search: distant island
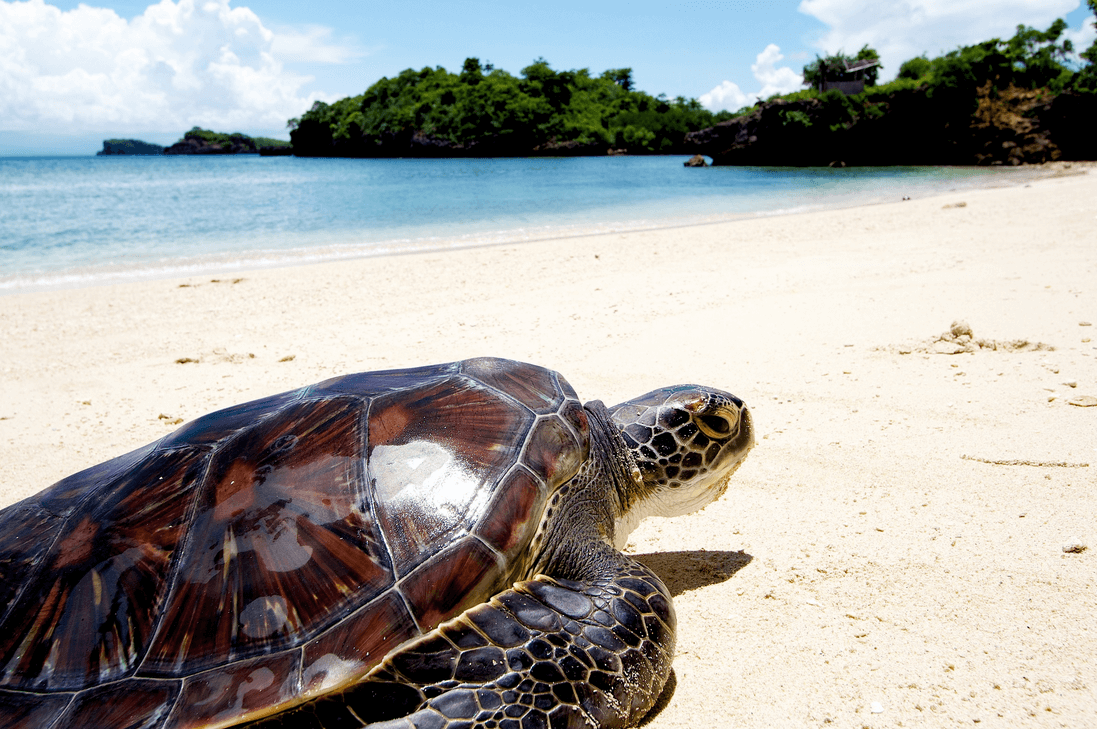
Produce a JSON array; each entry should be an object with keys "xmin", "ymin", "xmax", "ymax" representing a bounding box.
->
[
  {"xmin": 98, "ymin": 139, "xmax": 165, "ymax": 155},
  {"xmin": 98, "ymin": 128, "xmax": 292, "ymax": 156}
]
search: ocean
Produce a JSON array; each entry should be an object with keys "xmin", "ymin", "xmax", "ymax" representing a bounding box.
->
[{"xmin": 0, "ymin": 155, "xmax": 1032, "ymax": 294}]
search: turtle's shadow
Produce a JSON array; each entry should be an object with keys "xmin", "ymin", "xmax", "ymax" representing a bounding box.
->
[
  {"xmin": 631, "ymin": 549, "xmax": 753, "ymax": 597},
  {"xmin": 629, "ymin": 549, "xmax": 753, "ymax": 726}
]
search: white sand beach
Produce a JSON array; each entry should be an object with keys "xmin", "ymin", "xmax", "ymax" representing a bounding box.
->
[{"xmin": 1, "ymin": 166, "xmax": 1095, "ymax": 727}]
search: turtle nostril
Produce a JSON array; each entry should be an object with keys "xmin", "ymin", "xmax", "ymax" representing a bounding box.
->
[{"xmin": 697, "ymin": 413, "xmax": 733, "ymax": 438}]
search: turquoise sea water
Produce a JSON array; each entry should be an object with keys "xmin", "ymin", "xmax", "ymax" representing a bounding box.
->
[{"xmin": 0, "ymin": 155, "xmax": 1030, "ymax": 293}]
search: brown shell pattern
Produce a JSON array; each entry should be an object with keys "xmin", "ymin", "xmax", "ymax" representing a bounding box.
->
[{"xmin": 0, "ymin": 358, "xmax": 590, "ymax": 728}]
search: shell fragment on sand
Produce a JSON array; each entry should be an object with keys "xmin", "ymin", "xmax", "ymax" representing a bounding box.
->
[
  {"xmin": 1063, "ymin": 539, "xmax": 1087, "ymax": 554},
  {"xmin": 898, "ymin": 320, "xmax": 1054, "ymax": 355}
]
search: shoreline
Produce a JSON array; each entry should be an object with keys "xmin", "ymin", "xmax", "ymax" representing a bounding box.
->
[
  {"xmin": 2, "ymin": 167, "xmax": 1095, "ymax": 727},
  {"xmin": 0, "ymin": 162, "xmax": 1070, "ymax": 297}
]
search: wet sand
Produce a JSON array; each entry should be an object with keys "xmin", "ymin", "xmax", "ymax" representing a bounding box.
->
[{"xmin": 1, "ymin": 166, "xmax": 1095, "ymax": 727}]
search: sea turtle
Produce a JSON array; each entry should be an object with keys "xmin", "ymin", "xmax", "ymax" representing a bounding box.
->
[{"xmin": 0, "ymin": 357, "xmax": 753, "ymax": 729}]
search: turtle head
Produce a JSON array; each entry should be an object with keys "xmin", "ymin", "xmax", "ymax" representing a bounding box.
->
[{"xmin": 606, "ymin": 385, "xmax": 753, "ymax": 543}]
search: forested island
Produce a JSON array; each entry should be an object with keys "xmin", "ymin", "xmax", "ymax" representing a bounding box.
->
[
  {"xmin": 98, "ymin": 139, "xmax": 165, "ymax": 155},
  {"xmin": 98, "ymin": 128, "xmax": 291, "ymax": 156},
  {"xmin": 288, "ymin": 59, "xmax": 731, "ymax": 157}
]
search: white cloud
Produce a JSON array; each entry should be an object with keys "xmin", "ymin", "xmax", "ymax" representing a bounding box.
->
[
  {"xmin": 752, "ymin": 44, "xmax": 806, "ymax": 98},
  {"xmin": 701, "ymin": 44, "xmax": 804, "ymax": 112},
  {"xmin": 700, "ymin": 80, "xmax": 751, "ymax": 112},
  {"xmin": 797, "ymin": 0, "xmax": 1083, "ymax": 81},
  {"xmin": 0, "ymin": 0, "xmax": 348, "ymax": 135},
  {"xmin": 271, "ymin": 24, "xmax": 368, "ymax": 64},
  {"xmin": 1064, "ymin": 15, "xmax": 1096, "ymax": 66}
]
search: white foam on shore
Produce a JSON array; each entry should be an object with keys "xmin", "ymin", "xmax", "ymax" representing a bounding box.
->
[{"xmin": 0, "ymin": 214, "xmax": 730, "ymax": 294}]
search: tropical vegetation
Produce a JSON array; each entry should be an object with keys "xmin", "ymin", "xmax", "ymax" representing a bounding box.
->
[
  {"xmin": 175, "ymin": 127, "xmax": 291, "ymax": 150},
  {"xmin": 690, "ymin": 8, "xmax": 1097, "ymax": 165},
  {"xmin": 288, "ymin": 59, "xmax": 734, "ymax": 156}
]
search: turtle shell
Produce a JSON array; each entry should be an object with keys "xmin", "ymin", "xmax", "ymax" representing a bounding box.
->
[{"xmin": 0, "ymin": 358, "xmax": 590, "ymax": 729}]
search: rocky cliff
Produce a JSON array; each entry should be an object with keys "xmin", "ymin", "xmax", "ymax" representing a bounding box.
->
[{"xmin": 685, "ymin": 86, "xmax": 1097, "ymax": 166}]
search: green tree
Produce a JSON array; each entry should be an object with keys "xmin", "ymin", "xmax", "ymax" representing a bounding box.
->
[
  {"xmin": 600, "ymin": 68, "xmax": 634, "ymax": 91},
  {"xmin": 897, "ymin": 55, "xmax": 932, "ymax": 80},
  {"xmin": 1001, "ymin": 19, "xmax": 1075, "ymax": 90},
  {"xmin": 1074, "ymin": 0, "xmax": 1097, "ymax": 91},
  {"xmin": 459, "ymin": 57, "xmax": 484, "ymax": 85},
  {"xmin": 917, "ymin": 18, "xmax": 1077, "ymax": 95}
]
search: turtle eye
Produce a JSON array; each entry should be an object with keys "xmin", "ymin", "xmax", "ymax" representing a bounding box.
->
[
  {"xmin": 697, "ymin": 413, "xmax": 734, "ymax": 439},
  {"xmin": 680, "ymin": 394, "xmax": 707, "ymax": 413}
]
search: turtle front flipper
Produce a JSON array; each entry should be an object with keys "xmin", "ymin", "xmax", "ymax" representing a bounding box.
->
[
  {"xmin": 246, "ymin": 557, "xmax": 675, "ymax": 729},
  {"xmin": 384, "ymin": 559, "xmax": 675, "ymax": 729}
]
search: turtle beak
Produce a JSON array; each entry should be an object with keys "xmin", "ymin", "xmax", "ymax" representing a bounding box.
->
[{"xmin": 720, "ymin": 405, "xmax": 754, "ymax": 469}]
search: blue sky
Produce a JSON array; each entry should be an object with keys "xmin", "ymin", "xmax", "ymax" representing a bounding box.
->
[{"xmin": 1, "ymin": 0, "xmax": 1094, "ymax": 155}]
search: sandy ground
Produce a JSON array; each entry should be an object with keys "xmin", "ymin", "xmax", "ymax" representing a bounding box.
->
[{"xmin": 2, "ymin": 166, "xmax": 1095, "ymax": 728}]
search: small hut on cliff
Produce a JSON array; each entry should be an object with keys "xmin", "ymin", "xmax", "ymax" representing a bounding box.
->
[{"xmin": 809, "ymin": 57, "xmax": 881, "ymax": 96}]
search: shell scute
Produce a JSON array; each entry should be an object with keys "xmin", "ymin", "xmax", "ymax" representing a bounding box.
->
[
  {"xmin": 398, "ymin": 538, "xmax": 502, "ymax": 633},
  {"xmin": 164, "ymin": 651, "xmax": 300, "ymax": 729},
  {"xmin": 367, "ymin": 375, "xmax": 534, "ymax": 576},
  {"xmin": 58, "ymin": 678, "xmax": 180, "ymax": 729},
  {"xmin": 520, "ymin": 415, "xmax": 587, "ymax": 491},
  {"xmin": 0, "ymin": 505, "xmax": 65, "ymax": 626},
  {"xmin": 461, "ymin": 358, "xmax": 564, "ymax": 414},
  {"xmin": 473, "ymin": 468, "xmax": 544, "ymax": 561},
  {"xmin": 36, "ymin": 441, "xmax": 159, "ymax": 517},
  {"xmin": 307, "ymin": 362, "xmax": 460, "ymax": 400},
  {"xmin": 142, "ymin": 396, "xmax": 390, "ymax": 677},
  {"xmin": 0, "ymin": 447, "xmax": 207, "ymax": 691},
  {"xmin": 157, "ymin": 390, "xmax": 304, "ymax": 451},
  {"xmin": 0, "ymin": 688, "xmax": 72, "ymax": 729},
  {"xmin": 301, "ymin": 591, "xmax": 419, "ymax": 695}
]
